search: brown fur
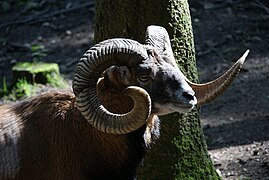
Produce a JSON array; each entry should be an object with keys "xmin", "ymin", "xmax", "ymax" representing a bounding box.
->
[{"xmin": 0, "ymin": 88, "xmax": 158, "ymax": 179}]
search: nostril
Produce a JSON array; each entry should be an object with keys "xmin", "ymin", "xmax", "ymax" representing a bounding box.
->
[{"xmin": 182, "ymin": 91, "xmax": 194, "ymax": 101}]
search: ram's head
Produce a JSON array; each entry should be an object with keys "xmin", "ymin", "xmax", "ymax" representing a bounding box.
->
[{"xmin": 73, "ymin": 25, "xmax": 249, "ymax": 134}]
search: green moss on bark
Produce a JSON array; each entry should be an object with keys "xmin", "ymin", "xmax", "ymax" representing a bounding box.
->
[
  {"xmin": 168, "ymin": 0, "xmax": 197, "ymax": 81},
  {"xmin": 166, "ymin": 1, "xmax": 220, "ymax": 179},
  {"xmin": 172, "ymin": 111, "xmax": 220, "ymax": 179}
]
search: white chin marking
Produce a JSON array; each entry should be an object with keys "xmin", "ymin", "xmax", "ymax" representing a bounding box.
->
[{"xmin": 168, "ymin": 103, "xmax": 194, "ymax": 113}]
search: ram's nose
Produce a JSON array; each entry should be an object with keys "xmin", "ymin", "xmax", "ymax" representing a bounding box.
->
[{"xmin": 182, "ymin": 90, "xmax": 197, "ymax": 106}]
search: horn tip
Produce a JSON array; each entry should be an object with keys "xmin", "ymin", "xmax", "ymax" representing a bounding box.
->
[{"xmin": 238, "ymin": 49, "xmax": 250, "ymax": 65}]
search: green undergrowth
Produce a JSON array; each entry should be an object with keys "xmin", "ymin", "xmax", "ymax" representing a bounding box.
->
[
  {"xmin": 0, "ymin": 62, "xmax": 68, "ymax": 101},
  {"xmin": 12, "ymin": 62, "xmax": 67, "ymax": 88},
  {"xmin": 8, "ymin": 78, "xmax": 38, "ymax": 100}
]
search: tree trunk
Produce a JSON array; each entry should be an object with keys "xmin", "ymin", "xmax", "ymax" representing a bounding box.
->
[{"xmin": 95, "ymin": 0, "xmax": 220, "ymax": 179}]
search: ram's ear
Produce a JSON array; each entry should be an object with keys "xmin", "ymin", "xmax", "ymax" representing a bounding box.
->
[
  {"xmin": 96, "ymin": 72, "xmax": 135, "ymax": 115},
  {"xmin": 118, "ymin": 66, "xmax": 132, "ymax": 85},
  {"xmin": 99, "ymin": 66, "xmax": 132, "ymax": 91}
]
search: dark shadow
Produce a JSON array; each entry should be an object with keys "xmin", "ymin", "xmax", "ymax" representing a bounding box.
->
[
  {"xmin": 203, "ymin": 116, "xmax": 269, "ymax": 150},
  {"xmin": 200, "ymin": 73, "xmax": 269, "ymax": 150}
]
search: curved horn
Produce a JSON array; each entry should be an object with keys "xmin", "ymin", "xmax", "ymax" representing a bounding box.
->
[
  {"xmin": 73, "ymin": 39, "xmax": 151, "ymax": 134},
  {"xmin": 188, "ymin": 50, "xmax": 249, "ymax": 105},
  {"xmin": 145, "ymin": 25, "xmax": 249, "ymax": 105}
]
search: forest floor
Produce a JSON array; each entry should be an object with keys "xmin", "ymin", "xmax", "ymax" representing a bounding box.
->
[{"xmin": 0, "ymin": 0, "xmax": 269, "ymax": 179}]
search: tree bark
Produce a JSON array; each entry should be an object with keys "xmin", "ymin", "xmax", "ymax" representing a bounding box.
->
[{"xmin": 95, "ymin": 0, "xmax": 220, "ymax": 179}]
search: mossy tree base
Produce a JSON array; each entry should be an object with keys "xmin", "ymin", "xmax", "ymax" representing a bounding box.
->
[
  {"xmin": 1, "ymin": 62, "xmax": 68, "ymax": 100},
  {"xmin": 12, "ymin": 62, "xmax": 66, "ymax": 88}
]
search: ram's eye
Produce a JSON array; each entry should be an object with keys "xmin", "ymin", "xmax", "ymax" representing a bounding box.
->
[{"xmin": 139, "ymin": 74, "xmax": 150, "ymax": 82}]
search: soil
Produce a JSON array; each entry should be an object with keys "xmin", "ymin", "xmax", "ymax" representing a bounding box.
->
[{"xmin": 0, "ymin": 0, "xmax": 268, "ymax": 179}]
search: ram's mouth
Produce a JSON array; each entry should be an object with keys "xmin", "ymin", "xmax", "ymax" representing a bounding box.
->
[
  {"xmin": 162, "ymin": 97, "xmax": 197, "ymax": 108},
  {"xmin": 152, "ymin": 97, "xmax": 197, "ymax": 115},
  {"xmin": 170, "ymin": 97, "xmax": 197, "ymax": 106},
  {"xmin": 169, "ymin": 103, "xmax": 195, "ymax": 113}
]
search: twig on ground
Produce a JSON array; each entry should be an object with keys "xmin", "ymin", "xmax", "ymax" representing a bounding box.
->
[
  {"xmin": 254, "ymin": 0, "xmax": 269, "ymax": 14},
  {"xmin": 0, "ymin": 2, "xmax": 94, "ymax": 29}
]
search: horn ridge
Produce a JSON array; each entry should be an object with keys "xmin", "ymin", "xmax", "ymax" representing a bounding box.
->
[{"xmin": 73, "ymin": 38, "xmax": 152, "ymax": 134}]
